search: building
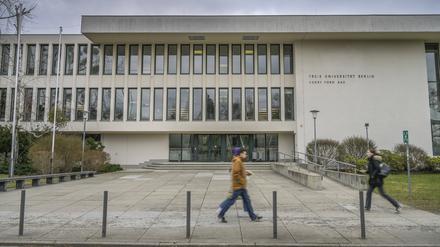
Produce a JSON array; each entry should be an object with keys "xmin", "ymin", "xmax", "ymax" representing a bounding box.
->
[{"xmin": 1, "ymin": 15, "xmax": 440, "ymax": 165}]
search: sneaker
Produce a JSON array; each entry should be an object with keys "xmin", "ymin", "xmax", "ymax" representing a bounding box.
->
[
  {"xmin": 218, "ymin": 215, "xmax": 227, "ymax": 223},
  {"xmin": 252, "ymin": 215, "xmax": 263, "ymax": 222},
  {"xmin": 365, "ymin": 207, "xmax": 370, "ymax": 212},
  {"xmin": 395, "ymin": 205, "xmax": 401, "ymax": 214},
  {"xmin": 216, "ymin": 207, "xmax": 222, "ymax": 215}
]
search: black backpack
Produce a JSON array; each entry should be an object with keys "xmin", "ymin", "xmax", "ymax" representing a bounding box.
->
[{"xmin": 378, "ymin": 163, "xmax": 391, "ymax": 177}]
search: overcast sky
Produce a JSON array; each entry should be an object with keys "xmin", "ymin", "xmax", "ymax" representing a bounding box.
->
[{"xmin": 2, "ymin": 0, "xmax": 440, "ymax": 34}]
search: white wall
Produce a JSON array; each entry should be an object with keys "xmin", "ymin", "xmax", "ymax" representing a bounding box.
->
[{"xmin": 279, "ymin": 133, "xmax": 295, "ymax": 156}]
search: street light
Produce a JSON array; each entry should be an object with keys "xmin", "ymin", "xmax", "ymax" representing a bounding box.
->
[
  {"xmin": 81, "ymin": 110, "xmax": 89, "ymax": 172},
  {"xmin": 310, "ymin": 110, "xmax": 319, "ymax": 163},
  {"xmin": 365, "ymin": 123, "xmax": 370, "ymax": 150}
]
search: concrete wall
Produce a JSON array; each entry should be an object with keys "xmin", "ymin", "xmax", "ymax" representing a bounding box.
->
[{"xmin": 278, "ymin": 132, "xmax": 295, "ymax": 156}]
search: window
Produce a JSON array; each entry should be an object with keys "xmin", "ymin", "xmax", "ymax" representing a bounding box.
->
[
  {"xmin": 49, "ymin": 88, "xmax": 59, "ymax": 111},
  {"xmin": 180, "ymin": 88, "xmax": 190, "ymax": 121},
  {"xmin": 258, "ymin": 88, "xmax": 268, "ymax": 120},
  {"xmin": 39, "ymin": 44, "xmax": 49, "ymax": 75},
  {"xmin": 26, "ymin": 44, "xmax": 36, "ymax": 75},
  {"xmin": 232, "ymin": 88, "xmax": 241, "ymax": 120},
  {"xmin": 206, "ymin": 44, "xmax": 216, "ymax": 74},
  {"xmin": 129, "ymin": 45, "xmax": 138, "ymax": 75},
  {"xmin": 219, "ymin": 44, "xmax": 228, "ymax": 74},
  {"xmin": 266, "ymin": 133, "xmax": 278, "ymax": 161},
  {"xmin": 284, "ymin": 87, "xmax": 294, "ymax": 120},
  {"xmin": 219, "ymin": 88, "xmax": 228, "ymax": 121},
  {"xmin": 180, "ymin": 44, "xmax": 190, "ymax": 74},
  {"xmin": 101, "ymin": 88, "xmax": 111, "ymax": 120},
  {"xmin": 116, "ymin": 45, "xmax": 125, "ymax": 75},
  {"xmin": 245, "ymin": 88, "xmax": 255, "ymax": 120},
  {"xmin": 77, "ymin": 44, "xmax": 87, "ymax": 75},
  {"xmin": 127, "ymin": 88, "xmax": 137, "ymax": 121},
  {"xmin": 63, "ymin": 88, "xmax": 72, "ymax": 120},
  {"xmin": 12, "ymin": 44, "xmax": 22, "ymax": 75},
  {"xmin": 154, "ymin": 88, "xmax": 163, "ymax": 120},
  {"xmin": 23, "ymin": 88, "xmax": 33, "ymax": 121},
  {"xmin": 0, "ymin": 88, "xmax": 7, "ymax": 121},
  {"xmin": 0, "ymin": 44, "xmax": 10, "ymax": 75},
  {"xmin": 142, "ymin": 45, "xmax": 151, "ymax": 75},
  {"xmin": 257, "ymin": 44, "xmax": 267, "ymax": 74},
  {"xmin": 103, "ymin": 45, "xmax": 113, "ymax": 75},
  {"xmin": 90, "ymin": 44, "xmax": 100, "ymax": 75},
  {"xmin": 64, "ymin": 44, "xmax": 74, "ymax": 75},
  {"xmin": 140, "ymin": 88, "xmax": 150, "ymax": 121},
  {"xmin": 271, "ymin": 88, "xmax": 281, "ymax": 120},
  {"xmin": 88, "ymin": 88, "xmax": 98, "ymax": 120},
  {"xmin": 426, "ymin": 44, "xmax": 439, "ymax": 82},
  {"xmin": 75, "ymin": 88, "xmax": 85, "ymax": 120},
  {"xmin": 155, "ymin": 45, "xmax": 164, "ymax": 74},
  {"xmin": 167, "ymin": 45, "xmax": 177, "ymax": 74},
  {"xmin": 167, "ymin": 88, "xmax": 177, "ymax": 120},
  {"xmin": 232, "ymin": 44, "xmax": 241, "ymax": 74},
  {"xmin": 270, "ymin": 44, "xmax": 280, "ymax": 74},
  {"xmin": 51, "ymin": 44, "xmax": 60, "ymax": 75},
  {"xmin": 193, "ymin": 44, "xmax": 203, "ymax": 74},
  {"xmin": 36, "ymin": 88, "xmax": 45, "ymax": 121},
  {"xmin": 283, "ymin": 44, "xmax": 293, "ymax": 74},
  {"xmin": 206, "ymin": 88, "xmax": 215, "ymax": 120},
  {"xmin": 9, "ymin": 88, "xmax": 15, "ymax": 121},
  {"xmin": 114, "ymin": 88, "xmax": 124, "ymax": 120},
  {"xmin": 244, "ymin": 44, "xmax": 254, "ymax": 74},
  {"xmin": 193, "ymin": 88, "xmax": 203, "ymax": 120}
]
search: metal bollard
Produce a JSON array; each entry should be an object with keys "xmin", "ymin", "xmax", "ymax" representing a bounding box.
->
[
  {"xmin": 19, "ymin": 190, "xmax": 26, "ymax": 236},
  {"xmin": 359, "ymin": 191, "xmax": 366, "ymax": 239},
  {"xmin": 102, "ymin": 191, "xmax": 108, "ymax": 238},
  {"xmin": 273, "ymin": 191, "xmax": 277, "ymax": 239},
  {"xmin": 186, "ymin": 191, "xmax": 191, "ymax": 239}
]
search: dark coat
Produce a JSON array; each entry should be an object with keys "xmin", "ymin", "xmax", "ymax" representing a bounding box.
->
[{"xmin": 367, "ymin": 155, "xmax": 384, "ymax": 186}]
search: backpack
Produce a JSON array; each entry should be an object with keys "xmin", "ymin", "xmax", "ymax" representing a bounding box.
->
[{"xmin": 378, "ymin": 162, "xmax": 391, "ymax": 177}]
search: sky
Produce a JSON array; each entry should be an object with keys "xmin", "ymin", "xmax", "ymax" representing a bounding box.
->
[{"xmin": 2, "ymin": 0, "xmax": 440, "ymax": 34}]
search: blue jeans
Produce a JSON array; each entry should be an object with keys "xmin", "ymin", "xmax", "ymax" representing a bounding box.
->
[
  {"xmin": 218, "ymin": 189, "xmax": 257, "ymax": 220},
  {"xmin": 219, "ymin": 193, "xmax": 249, "ymax": 212}
]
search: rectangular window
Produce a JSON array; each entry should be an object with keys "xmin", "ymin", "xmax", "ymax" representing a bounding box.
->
[
  {"xmin": 140, "ymin": 88, "xmax": 150, "ymax": 121},
  {"xmin": 0, "ymin": 44, "xmax": 10, "ymax": 75},
  {"xmin": 51, "ymin": 44, "xmax": 60, "ymax": 75},
  {"xmin": 49, "ymin": 88, "xmax": 59, "ymax": 111},
  {"xmin": 64, "ymin": 44, "xmax": 74, "ymax": 75},
  {"xmin": 75, "ymin": 88, "xmax": 85, "ymax": 120},
  {"xmin": 257, "ymin": 44, "xmax": 267, "ymax": 74},
  {"xmin": 0, "ymin": 88, "xmax": 7, "ymax": 121},
  {"xmin": 271, "ymin": 88, "xmax": 281, "ymax": 120},
  {"xmin": 101, "ymin": 88, "xmax": 111, "ymax": 121},
  {"xmin": 88, "ymin": 88, "xmax": 98, "ymax": 120},
  {"xmin": 426, "ymin": 44, "xmax": 439, "ymax": 82},
  {"xmin": 219, "ymin": 44, "xmax": 228, "ymax": 74},
  {"xmin": 180, "ymin": 44, "xmax": 190, "ymax": 74},
  {"xmin": 12, "ymin": 44, "xmax": 22, "ymax": 75},
  {"xmin": 206, "ymin": 44, "xmax": 216, "ymax": 74},
  {"xmin": 26, "ymin": 44, "xmax": 36, "ymax": 75},
  {"xmin": 270, "ymin": 44, "xmax": 280, "ymax": 74},
  {"xmin": 284, "ymin": 87, "xmax": 294, "ymax": 120},
  {"xmin": 193, "ymin": 88, "xmax": 203, "ymax": 120},
  {"xmin": 62, "ymin": 88, "xmax": 72, "ymax": 120},
  {"xmin": 206, "ymin": 88, "xmax": 215, "ymax": 120},
  {"xmin": 116, "ymin": 45, "xmax": 125, "ymax": 75},
  {"xmin": 245, "ymin": 88, "xmax": 255, "ymax": 120},
  {"xmin": 103, "ymin": 45, "xmax": 113, "ymax": 75},
  {"xmin": 90, "ymin": 44, "xmax": 100, "ymax": 75},
  {"xmin": 232, "ymin": 88, "xmax": 242, "ymax": 120},
  {"xmin": 244, "ymin": 44, "xmax": 254, "ymax": 74},
  {"xmin": 39, "ymin": 44, "xmax": 49, "ymax": 75},
  {"xmin": 114, "ymin": 88, "xmax": 124, "ymax": 120},
  {"xmin": 219, "ymin": 88, "xmax": 228, "ymax": 121},
  {"xmin": 127, "ymin": 88, "xmax": 137, "ymax": 121},
  {"xmin": 167, "ymin": 88, "xmax": 177, "ymax": 120},
  {"xmin": 180, "ymin": 88, "xmax": 190, "ymax": 121},
  {"xmin": 142, "ymin": 45, "xmax": 151, "ymax": 75},
  {"xmin": 167, "ymin": 44, "xmax": 177, "ymax": 74},
  {"xmin": 9, "ymin": 88, "xmax": 15, "ymax": 121},
  {"xmin": 36, "ymin": 88, "xmax": 45, "ymax": 121},
  {"xmin": 283, "ymin": 44, "xmax": 293, "ymax": 74},
  {"xmin": 193, "ymin": 44, "xmax": 203, "ymax": 74},
  {"xmin": 232, "ymin": 44, "xmax": 241, "ymax": 74},
  {"xmin": 129, "ymin": 45, "xmax": 138, "ymax": 75},
  {"xmin": 258, "ymin": 88, "xmax": 268, "ymax": 120},
  {"xmin": 77, "ymin": 44, "xmax": 87, "ymax": 75},
  {"xmin": 155, "ymin": 44, "xmax": 164, "ymax": 75},
  {"xmin": 154, "ymin": 88, "xmax": 163, "ymax": 120},
  {"xmin": 23, "ymin": 88, "xmax": 33, "ymax": 121}
]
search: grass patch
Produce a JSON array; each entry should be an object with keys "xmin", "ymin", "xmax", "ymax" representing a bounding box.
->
[{"xmin": 381, "ymin": 173, "xmax": 440, "ymax": 213}]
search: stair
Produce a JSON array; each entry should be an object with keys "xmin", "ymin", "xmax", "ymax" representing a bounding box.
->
[{"xmin": 140, "ymin": 161, "xmax": 272, "ymax": 170}]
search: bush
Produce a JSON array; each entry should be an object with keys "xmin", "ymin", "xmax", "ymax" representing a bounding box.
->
[
  {"xmin": 380, "ymin": 149, "xmax": 405, "ymax": 171},
  {"xmin": 84, "ymin": 150, "xmax": 110, "ymax": 171},
  {"xmin": 394, "ymin": 144, "xmax": 429, "ymax": 171},
  {"xmin": 0, "ymin": 162, "xmax": 8, "ymax": 174},
  {"xmin": 338, "ymin": 136, "xmax": 376, "ymax": 161},
  {"xmin": 99, "ymin": 163, "xmax": 123, "ymax": 173},
  {"xmin": 306, "ymin": 139, "xmax": 339, "ymax": 165},
  {"xmin": 86, "ymin": 137, "xmax": 105, "ymax": 151},
  {"xmin": 427, "ymin": 156, "xmax": 440, "ymax": 172}
]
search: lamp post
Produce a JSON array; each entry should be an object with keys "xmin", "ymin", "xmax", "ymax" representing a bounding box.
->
[
  {"xmin": 81, "ymin": 110, "xmax": 88, "ymax": 172},
  {"xmin": 365, "ymin": 123, "xmax": 370, "ymax": 150},
  {"xmin": 310, "ymin": 110, "xmax": 319, "ymax": 163}
]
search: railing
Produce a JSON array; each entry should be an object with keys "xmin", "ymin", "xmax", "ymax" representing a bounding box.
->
[{"xmin": 294, "ymin": 151, "xmax": 358, "ymax": 174}]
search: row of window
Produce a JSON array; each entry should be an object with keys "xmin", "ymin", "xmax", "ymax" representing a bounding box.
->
[
  {"xmin": 0, "ymin": 43, "xmax": 294, "ymax": 76},
  {"xmin": 0, "ymin": 87, "xmax": 295, "ymax": 122},
  {"xmin": 425, "ymin": 43, "xmax": 440, "ymax": 155}
]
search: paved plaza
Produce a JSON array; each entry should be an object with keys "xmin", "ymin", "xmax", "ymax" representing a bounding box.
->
[{"xmin": 0, "ymin": 169, "xmax": 439, "ymax": 246}]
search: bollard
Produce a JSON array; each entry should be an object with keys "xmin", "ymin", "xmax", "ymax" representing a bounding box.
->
[
  {"xmin": 19, "ymin": 190, "xmax": 26, "ymax": 236},
  {"xmin": 273, "ymin": 191, "xmax": 277, "ymax": 239},
  {"xmin": 102, "ymin": 191, "xmax": 108, "ymax": 238},
  {"xmin": 186, "ymin": 191, "xmax": 191, "ymax": 239},
  {"xmin": 359, "ymin": 191, "xmax": 366, "ymax": 239}
]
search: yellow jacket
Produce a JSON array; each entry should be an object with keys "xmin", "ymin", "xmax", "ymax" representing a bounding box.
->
[{"xmin": 231, "ymin": 156, "xmax": 247, "ymax": 191}]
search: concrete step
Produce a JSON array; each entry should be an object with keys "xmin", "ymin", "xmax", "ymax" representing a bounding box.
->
[{"xmin": 141, "ymin": 162, "xmax": 273, "ymax": 170}]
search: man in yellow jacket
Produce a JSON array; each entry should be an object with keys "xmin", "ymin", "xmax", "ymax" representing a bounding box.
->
[{"xmin": 217, "ymin": 147, "xmax": 262, "ymax": 223}]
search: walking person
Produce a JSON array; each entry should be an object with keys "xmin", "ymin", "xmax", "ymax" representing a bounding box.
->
[
  {"xmin": 365, "ymin": 148, "xmax": 401, "ymax": 213},
  {"xmin": 217, "ymin": 147, "xmax": 262, "ymax": 223}
]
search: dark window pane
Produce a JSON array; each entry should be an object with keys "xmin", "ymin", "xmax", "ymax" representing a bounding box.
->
[
  {"xmin": 114, "ymin": 88, "xmax": 124, "ymax": 120},
  {"xmin": 193, "ymin": 44, "xmax": 203, "ymax": 74},
  {"xmin": 39, "ymin": 44, "xmax": 49, "ymax": 75},
  {"xmin": 23, "ymin": 88, "xmax": 33, "ymax": 121},
  {"xmin": 52, "ymin": 44, "xmax": 60, "ymax": 75},
  {"xmin": 232, "ymin": 44, "xmax": 241, "ymax": 74},
  {"xmin": 244, "ymin": 44, "xmax": 254, "ymax": 74},
  {"xmin": 103, "ymin": 45, "xmax": 113, "ymax": 75},
  {"xmin": 36, "ymin": 88, "xmax": 46, "ymax": 121},
  {"xmin": 155, "ymin": 45, "xmax": 164, "ymax": 74},
  {"xmin": 206, "ymin": 44, "xmax": 216, "ymax": 74},
  {"xmin": 258, "ymin": 88, "xmax": 268, "ymax": 120},
  {"xmin": 140, "ymin": 88, "xmax": 150, "ymax": 121},
  {"xmin": 77, "ymin": 44, "xmax": 87, "ymax": 75},
  {"xmin": 270, "ymin": 44, "xmax": 280, "ymax": 74},
  {"xmin": 101, "ymin": 88, "xmax": 111, "ymax": 120},
  {"xmin": 193, "ymin": 88, "xmax": 202, "ymax": 120},
  {"xmin": 9, "ymin": 88, "xmax": 15, "ymax": 121},
  {"xmin": 266, "ymin": 134, "xmax": 278, "ymax": 161},
  {"xmin": 169, "ymin": 134, "xmax": 182, "ymax": 161},
  {"xmin": 284, "ymin": 87, "xmax": 294, "ymax": 120},
  {"xmin": 154, "ymin": 88, "xmax": 163, "ymax": 120},
  {"xmin": 0, "ymin": 88, "xmax": 6, "ymax": 121},
  {"xmin": 232, "ymin": 88, "xmax": 241, "ymax": 120},
  {"xmin": 219, "ymin": 44, "xmax": 228, "ymax": 74},
  {"xmin": 283, "ymin": 44, "xmax": 293, "ymax": 74},
  {"xmin": 180, "ymin": 44, "xmax": 190, "ymax": 74},
  {"xmin": 257, "ymin": 44, "xmax": 267, "ymax": 74},
  {"xmin": 426, "ymin": 50, "xmax": 438, "ymax": 82},
  {"xmin": 0, "ymin": 44, "xmax": 10, "ymax": 75},
  {"xmin": 127, "ymin": 88, "xmax": 137, "ymax": 120},
  {"xmin": 129, "ymin": 45, "xmax": 138, "ymax": 75},
  {"xmin": 75, "ymin": 88, "xmax": 85, "ymax": 120},
  {"xmin": 142, "ymin": 45, "xmax": 151, "ymax": 74},
  {"xmin": 254, "ymin": 134, "xmax": 266, "ymax": 161},
  {"xmin": 180, "ymin": 88, "xmax": 190, "ymax": 121},
  {"xmin": 167, "ymin": 88, "xmax": 177, "ymax": 120},
  {"xmin": 245, "ymin": 88, "xmax": 255, "ymax": 120},
  {"xmin": 116, "ymin": 45, "xmax": 125, "ymax": 75},
  {"xmin": 26, "ymin": 44, "xmax": 36, "ymax": 75},
  {"xmin": 206, "ymin": 88, "xmax": 215, "ymax": 120},
  {"xmin": 90, "ymin": 44, "xmax": 100, "ymax": 75},
  {"xmin": 219, "ymin": 88, "xmax": 228, "ymax": 121},
  {"xmin": 271, "ymin": 88, "xmax": 280, "ymax": 120},
  {"xmin": 63, "ymin": 88, "xmax": 72, "ymax": 120},
  {"xmin": 12, "ymin": 44, "xmax": 22, "ymax": 75},
  {"xmin": 64, "ymin": 44, "xmax": 74, "ymax": 75},
  {"xmin": 88, "ymin": 88, "xmax": 98, "ymax": 120},
  {"xmin": 167, "ymin": 45, "xmax": 177, "ymax": 74},
  {"xmin": 49, "ymin": 88, "xmax": 59, "ymax": 111}
]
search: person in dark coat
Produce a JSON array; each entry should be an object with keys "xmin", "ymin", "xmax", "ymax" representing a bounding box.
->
[{"xmin": 365, "ymin": 148, "xmax": 401, "ymax": 213}]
